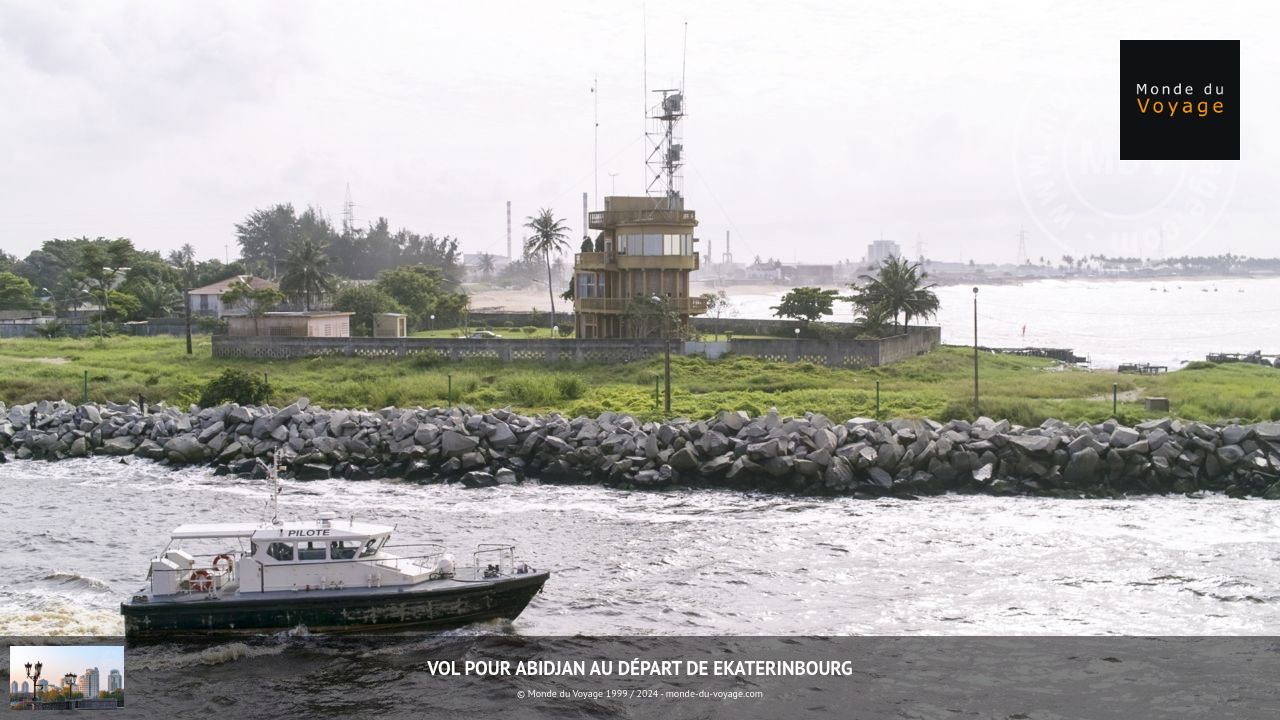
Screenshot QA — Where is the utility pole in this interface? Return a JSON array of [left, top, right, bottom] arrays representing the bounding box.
[[506, 201, 512, 260], [972, 287, 980, 418]]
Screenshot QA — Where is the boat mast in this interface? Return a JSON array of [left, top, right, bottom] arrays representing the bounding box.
[[269, 449, 283, 526]]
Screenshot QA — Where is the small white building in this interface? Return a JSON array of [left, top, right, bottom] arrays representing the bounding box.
[[227, 311, 353, 338], [188, 275, 278, 317]]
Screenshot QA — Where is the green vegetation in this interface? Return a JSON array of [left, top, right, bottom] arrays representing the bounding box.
[[2, 337, 1278, 425], [771, 286, 839, 325], [200, 368, 273, 407]]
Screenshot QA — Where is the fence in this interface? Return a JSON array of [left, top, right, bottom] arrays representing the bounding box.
[[213, 326, 941, 367], [213, 336, 674, 363], [728, 329, 938, 369]]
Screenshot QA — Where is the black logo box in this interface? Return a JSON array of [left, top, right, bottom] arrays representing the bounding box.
[[1120, 39, 1239, 160]]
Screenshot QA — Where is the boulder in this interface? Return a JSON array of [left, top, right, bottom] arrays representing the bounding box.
[[441, 430, 479, 457]]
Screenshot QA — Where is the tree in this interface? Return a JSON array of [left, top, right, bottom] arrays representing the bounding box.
[[523, 208, 571, 332], [700, 290, 733, 340], [167, 243, 196, 268], [104, 290, 142, 322], [845, 256, 939, 332], [221, 279, 284, 335], [235, 204, 297, 277], [332, 283, 403, 336], [771, 286, 838, 325], [374, 265, 467, 329], [279, 236, 335, 310], [131, 279, 183, 318], [0, 249, 15, 273], [78, 237, 135, 336], [0, 271, 38, 310], [477, 252, 496, 278]]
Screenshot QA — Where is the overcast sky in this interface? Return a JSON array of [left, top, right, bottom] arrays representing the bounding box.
[[2, 1, 1276, 266]]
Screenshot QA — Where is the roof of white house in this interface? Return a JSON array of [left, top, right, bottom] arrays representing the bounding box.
[[189, 275, 278, 295]]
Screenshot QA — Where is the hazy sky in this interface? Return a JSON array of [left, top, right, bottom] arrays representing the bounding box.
[[2, 1, 1276, 265], [8, 645, 123, 689]]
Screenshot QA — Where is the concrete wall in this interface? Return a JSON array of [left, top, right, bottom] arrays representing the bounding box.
[[212, 326, 941, 368]]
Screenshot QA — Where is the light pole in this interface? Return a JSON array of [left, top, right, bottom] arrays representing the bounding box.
[[25, 660, 42, 710], [429, 314, 435, 332], [652, 295, 671, 415], [64, 673, 77, 708], [794, 326, 801, 361], [972, 286, 980, 419]]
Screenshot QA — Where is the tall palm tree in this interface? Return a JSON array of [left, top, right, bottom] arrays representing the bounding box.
[[478, 252, 496, 278], [523, 208, 571, 331], [847, 256, 939, 331], [279, 236, 335, 310]]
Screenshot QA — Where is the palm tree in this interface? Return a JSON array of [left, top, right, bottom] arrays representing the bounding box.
[[279, 236, 335, 310], [167, 244, 196, 268], [847, 256, 939, 332], [478, 252, 496, 278], [132, 280, 182, 318], [523, 208, 571, 331]]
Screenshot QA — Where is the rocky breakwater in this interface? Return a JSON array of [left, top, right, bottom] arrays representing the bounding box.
[[3, 399, 1280, 499]]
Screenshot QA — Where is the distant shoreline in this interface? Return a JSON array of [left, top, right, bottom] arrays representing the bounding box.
[[467, 273, 1280, 312]]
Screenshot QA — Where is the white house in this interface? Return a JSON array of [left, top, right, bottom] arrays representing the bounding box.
[[188, 275, 277, 317]]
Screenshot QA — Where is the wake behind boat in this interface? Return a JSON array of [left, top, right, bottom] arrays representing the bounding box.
[[121, 460, 548, 639]]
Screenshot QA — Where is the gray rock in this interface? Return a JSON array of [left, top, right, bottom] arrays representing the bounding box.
[[441, 430, 479, 457]]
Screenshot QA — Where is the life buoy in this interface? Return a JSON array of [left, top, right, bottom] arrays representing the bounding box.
[[213, 554, 234, 572], [189, 569, 213, 593]]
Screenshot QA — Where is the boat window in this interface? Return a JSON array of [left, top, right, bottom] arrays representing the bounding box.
[[298, 541, 326, 562], [359, 536, 383, 558], [266, 542, 294, 562], [330, 540, 361, 560]]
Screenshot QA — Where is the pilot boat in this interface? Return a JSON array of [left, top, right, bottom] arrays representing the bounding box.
[[121, 462, 548, 639]]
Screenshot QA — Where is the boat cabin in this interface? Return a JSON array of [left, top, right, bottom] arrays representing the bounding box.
[[148, 511, 446, 597]]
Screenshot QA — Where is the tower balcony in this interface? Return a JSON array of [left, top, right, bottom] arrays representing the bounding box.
[[575, 295, 709, 315], [574, 253, 700, 271]]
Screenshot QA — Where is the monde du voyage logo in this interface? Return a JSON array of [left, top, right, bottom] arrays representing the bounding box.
[[1120, 40, 1239, 160]]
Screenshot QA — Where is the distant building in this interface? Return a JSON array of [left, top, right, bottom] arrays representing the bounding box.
[[744, 259, 783, 282], [108, 669, 122, 693], [79, 667, 99, 698], [226, 311, 353, 338], [865, 239, 901, 267], [188, 275, 278, 317], [571, 195, 707, 338], [781, 264, 835, 285], [10, 680, 17, 693], [373, 312, 407, 338]]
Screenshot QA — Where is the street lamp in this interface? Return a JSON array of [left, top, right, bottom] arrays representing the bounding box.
[[25, 661, 42, 710], [794, 326, 801, 361], [651, 295, 671, 415], [429, 314, 435, 332], [972, 287, 979, 419], [64, 673, 77, 708]]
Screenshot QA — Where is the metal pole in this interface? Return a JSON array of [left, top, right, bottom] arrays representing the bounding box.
[[972, 287, 979, 419], [1113, 382, 1118, 416], [184, 290, 193, 355], [875, 380, 880, 419], [663, 316, 672, 415], [654, 375, 660, 408], [82, 370, 88, 403], [447, 374, 453, 406]]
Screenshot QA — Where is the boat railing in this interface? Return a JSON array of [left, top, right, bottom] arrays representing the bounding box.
[[259, 550, 453, 591], [473, 544, 518, 577]]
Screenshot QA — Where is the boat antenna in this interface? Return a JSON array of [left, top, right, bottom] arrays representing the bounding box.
[[269, 449, 283, 526]]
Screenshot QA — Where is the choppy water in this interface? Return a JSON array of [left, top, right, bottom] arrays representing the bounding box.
[[728, 276, 1280, 368], [3, 458, 1280, 637]]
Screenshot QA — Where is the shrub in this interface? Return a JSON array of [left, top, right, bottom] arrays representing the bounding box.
[[522, 326, 538, 335], [85, 320, 119, 337], [1183, 360, 1216, 370], [555, 375, 587, 400], [195, 316, 228, 334], [200, 368, 272, 407], [31, 320, 66, 339]]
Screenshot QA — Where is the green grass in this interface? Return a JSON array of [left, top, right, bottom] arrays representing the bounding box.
[[0, 336, 1277, 425]]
